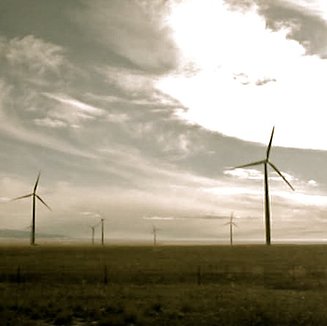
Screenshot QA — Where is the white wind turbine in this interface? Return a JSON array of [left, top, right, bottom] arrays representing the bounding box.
[[89, 224, 97, 245], [11, 172, 51, 245], [233, 127, 294, 245], [152, 225, 158, 247], [224, 212, 237, 246]]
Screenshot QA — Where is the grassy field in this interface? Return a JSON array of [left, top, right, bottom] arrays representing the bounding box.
[[1, 244, 327, 325]]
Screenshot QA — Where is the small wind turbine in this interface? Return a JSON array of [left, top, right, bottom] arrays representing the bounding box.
[[152, 225, 157, 247], [89, 224, 97, 245], [11, 172, 51, 245], [233, 127, 294, 245], [224, 212, 237, 246], [99, 216, 105, 246]]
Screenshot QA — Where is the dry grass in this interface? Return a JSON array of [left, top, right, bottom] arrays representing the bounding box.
[[1, 244, 327, 325]]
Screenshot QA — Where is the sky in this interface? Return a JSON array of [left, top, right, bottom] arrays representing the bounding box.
[[1, 0, 327, 244]]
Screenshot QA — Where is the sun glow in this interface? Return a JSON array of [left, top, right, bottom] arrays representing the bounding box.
[[157, 0, 327, 150]]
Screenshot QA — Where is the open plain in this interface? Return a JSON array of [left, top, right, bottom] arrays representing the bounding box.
[[1, 244, 327, 325]]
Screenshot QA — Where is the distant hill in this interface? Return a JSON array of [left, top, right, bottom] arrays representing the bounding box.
[[0, 229, 67, 239]]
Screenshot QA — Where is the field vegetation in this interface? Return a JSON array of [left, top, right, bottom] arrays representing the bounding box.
[[1, 244, 327, 325]]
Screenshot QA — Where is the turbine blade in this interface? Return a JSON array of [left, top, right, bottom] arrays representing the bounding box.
[[268, 162, 295, 191], [36, 195, 52, 210], [233, 160, 266, 169], [11, 193, 33, 201], [33, 172, 41, 193], [266, 126, 275, 159]]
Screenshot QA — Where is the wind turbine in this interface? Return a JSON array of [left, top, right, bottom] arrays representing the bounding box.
[[233, 127, 294, 245], [89, 224, 97, 245], [97, 216, 105, 246], [11, 172, 51, 245], [224, 212, 237, 246], [152, 225, 157, 247], [101, 218, 105, 245]]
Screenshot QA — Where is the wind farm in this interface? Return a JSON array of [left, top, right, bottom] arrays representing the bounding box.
[[1, 127, 325, 326], [3, 0, 327, 324]]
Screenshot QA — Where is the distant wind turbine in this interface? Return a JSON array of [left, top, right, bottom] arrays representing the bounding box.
[[152, 225, 157, 247], [11, 172, 51, 245], [224, 212, 237, 246], [89, 224, 97, 245], [100, 217, 105, 246], [233, 127, 294, 245]]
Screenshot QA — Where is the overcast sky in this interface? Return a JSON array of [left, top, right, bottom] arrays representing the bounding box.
[[1, 0, 327, 244]]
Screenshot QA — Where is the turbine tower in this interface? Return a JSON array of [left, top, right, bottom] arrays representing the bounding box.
[[12, 172, 51, 245], [224, 212, 237, 246], [233, 127, 294, 245], [100, 217, 105, 246]]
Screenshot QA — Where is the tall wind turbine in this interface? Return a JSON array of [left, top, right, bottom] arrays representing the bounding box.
[[12, 172, 51, 245], [233, 127, 294, 245], [224, 212, 237, 246]]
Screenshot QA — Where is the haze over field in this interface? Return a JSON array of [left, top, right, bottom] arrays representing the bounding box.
[[1, 0, 327, 243]]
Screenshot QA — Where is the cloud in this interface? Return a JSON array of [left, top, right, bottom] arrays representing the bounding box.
[[34, 117, 67, 128], [157, 0, 327, 151], [0, 79, 96, 159], [106, 113, 129, 123], [283, 0, 327, 22], [255, 77, 277, 86], [255, 0, 327, 58], [143, 216, 176, 221], [43, 93, 104, 116], [0, 34, 98, 157], [100, 66, 156, 95], [224, 168, 263, 180], [72, 0, 178, 72], [308, 179, 318, 187], [0, 35, 67, 84], [41, 92, 106, 127]]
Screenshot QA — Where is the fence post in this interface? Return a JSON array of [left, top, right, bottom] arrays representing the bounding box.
[[104, 265, 108, 285]]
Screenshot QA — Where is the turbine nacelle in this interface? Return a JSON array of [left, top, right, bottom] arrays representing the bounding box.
[[224, 212, 237, 227], [11, 172, 51, 210], [233, 127, 294, 192]]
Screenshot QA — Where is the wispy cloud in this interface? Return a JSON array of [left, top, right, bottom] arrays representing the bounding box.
[[283, 0, 327, 22], [99, 66, 157, 96], [106, 113, 129, 123], [0, 35, 66, 83], [0, 80, 96, 158], [42, 92, 105, 116], [224, 168, 263, 180], [34, 117, 67, 128], [143, 216, 176, 221]]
